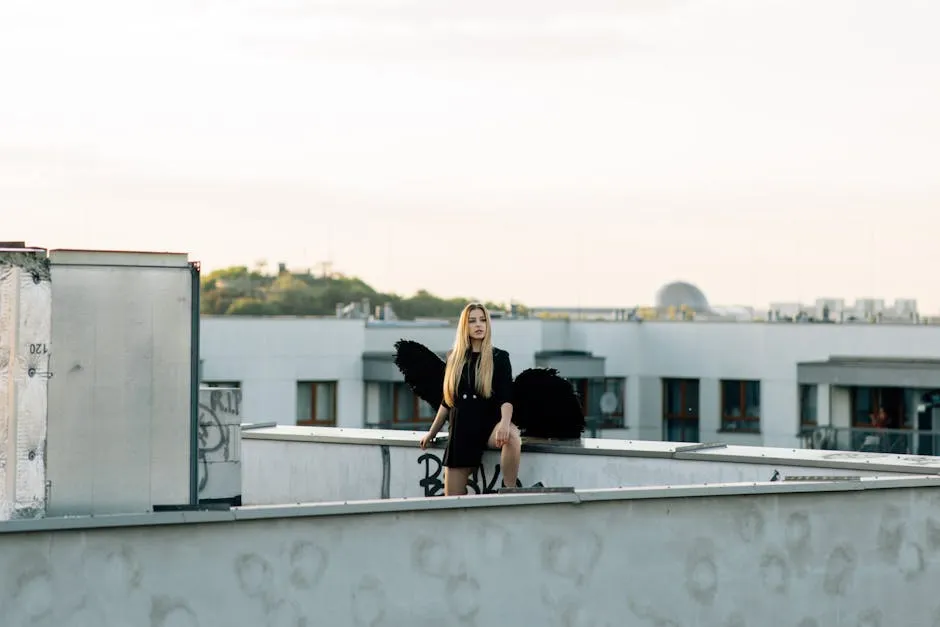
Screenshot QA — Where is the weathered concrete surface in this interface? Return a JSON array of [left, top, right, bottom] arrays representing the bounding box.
[[197, 387, 242, 505], [0, 250, 51, 520], [1, 481, 940, 626], [241, 427, 930, 506]]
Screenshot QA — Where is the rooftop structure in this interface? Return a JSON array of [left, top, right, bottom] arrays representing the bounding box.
[[2, 246, 940, 625]]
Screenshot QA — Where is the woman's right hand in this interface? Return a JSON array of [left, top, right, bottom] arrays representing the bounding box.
[[419, 432, 435, 449]]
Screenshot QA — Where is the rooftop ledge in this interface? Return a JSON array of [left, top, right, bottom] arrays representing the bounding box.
[[7, 426, 940, 535], [1, 474, 937, 535], [243, 425, 940, 475]]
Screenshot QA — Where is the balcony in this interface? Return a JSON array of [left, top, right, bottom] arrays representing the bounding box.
[[799, 425, 940, 456]]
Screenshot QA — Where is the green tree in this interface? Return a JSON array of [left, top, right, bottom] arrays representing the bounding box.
[[200, 264, 514, 319]]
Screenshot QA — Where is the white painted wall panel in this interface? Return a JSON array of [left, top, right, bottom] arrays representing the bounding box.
[[832, 386, 852, 428], [0, 251, 51, 520], [363, 324, 452, 353], [46, 251, 194, 516], [201, 317, 365, 425], [574, 321, 640, 374]]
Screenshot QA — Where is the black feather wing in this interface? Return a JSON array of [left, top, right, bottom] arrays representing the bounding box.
[[511, 368, 585, 439], [392, 339, 446, 410]]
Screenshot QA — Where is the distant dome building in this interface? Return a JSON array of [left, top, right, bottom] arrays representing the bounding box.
[[655, 281, 710, 313]]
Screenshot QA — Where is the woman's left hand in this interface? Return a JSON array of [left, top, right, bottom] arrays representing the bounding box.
[[495, 421, 512, 447]]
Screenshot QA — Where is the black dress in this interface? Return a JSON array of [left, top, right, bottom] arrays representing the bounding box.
[[442, 347, 514, 469]]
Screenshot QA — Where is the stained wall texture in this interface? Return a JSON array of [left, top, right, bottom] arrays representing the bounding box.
[[197, 387, 242, 504], [0, 250, 51, 520], [1, 485, 939, 626]]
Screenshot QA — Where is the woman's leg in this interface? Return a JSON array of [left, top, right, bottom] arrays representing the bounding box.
[[444, 467, 472, 496], [488, 423, 522, 488]]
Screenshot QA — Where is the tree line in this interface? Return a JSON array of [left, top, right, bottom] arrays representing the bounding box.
[[200, 264, 512, 320]]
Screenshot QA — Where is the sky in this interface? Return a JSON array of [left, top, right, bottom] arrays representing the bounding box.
[[2, 0, 939, 311]]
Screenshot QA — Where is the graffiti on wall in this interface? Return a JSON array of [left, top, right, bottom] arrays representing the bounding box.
[[198, 388, 241, 502], [417, 451, 542, 497]]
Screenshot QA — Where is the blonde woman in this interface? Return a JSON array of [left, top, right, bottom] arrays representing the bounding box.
[[419, 302, 521, 496]]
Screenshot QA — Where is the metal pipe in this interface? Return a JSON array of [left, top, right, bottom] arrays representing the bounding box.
[[188, 261, 201, 506]]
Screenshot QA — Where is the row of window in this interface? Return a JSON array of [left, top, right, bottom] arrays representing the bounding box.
[[662, 379, 762, 440], [205, 378, 767, 434], [204, 378, 933, 442], [379, 377, 626, 429], [204, 378, 627, 428]]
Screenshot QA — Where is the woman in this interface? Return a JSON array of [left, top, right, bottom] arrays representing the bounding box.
[[419, 302, 521, 496]]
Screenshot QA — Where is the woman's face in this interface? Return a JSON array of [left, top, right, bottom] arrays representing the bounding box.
[[467, 307, 487, 341]]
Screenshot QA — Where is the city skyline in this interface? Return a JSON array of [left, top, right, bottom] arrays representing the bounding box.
[[3, 0, 939, 310], [204, 260, 923, 315]]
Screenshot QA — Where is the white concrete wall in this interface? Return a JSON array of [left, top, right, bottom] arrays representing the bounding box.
[[0, 252, 51, 520], [490, 319, 542, 371], [4, 480, 940, 626], [539, 319, 569, 351], [363, 323, 453, 354], [364, 383, 381, 425], [201, 316, 940, 446], [240, 432, 924, 506], [831, 386, 852, 428], [201, 317, 365, 427], [818, 384, 832, 426], [638, 322, 940, 446], [197, 387, 242, 504]]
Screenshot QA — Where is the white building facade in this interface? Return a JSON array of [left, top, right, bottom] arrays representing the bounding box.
[[200, 316, 940, 452]]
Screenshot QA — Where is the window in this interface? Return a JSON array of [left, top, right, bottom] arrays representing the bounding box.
[[850, 386, 906, 428], [568, 377, 625, 428], [296, 381, 337, 426], [849, 386, 911, 453], [663, 378, 700, 442], [800, 384, 817, 427], [721, 380, 760, 433], [373, 382, 435, 428], [203, 381, 241, 389], [393, 382, 436, 426]]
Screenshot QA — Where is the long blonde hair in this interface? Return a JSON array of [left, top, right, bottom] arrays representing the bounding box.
[[443, 303, 494, 406]]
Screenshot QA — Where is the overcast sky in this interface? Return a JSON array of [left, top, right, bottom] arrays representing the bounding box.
[[2, 0, 939, 310]]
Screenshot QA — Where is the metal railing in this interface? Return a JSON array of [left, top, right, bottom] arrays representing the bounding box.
[[799, 426, 940, 456]]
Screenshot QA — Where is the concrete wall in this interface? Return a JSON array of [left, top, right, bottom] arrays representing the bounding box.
[[363, 323, 453, 354], [201, 316, 365, 427], [636, 321, 940, 446], [364, 319, 544, 371], [239, 427, 935, 506], [197, 387, 242, 505], [201, 316, 940, 446], [2, 478, 940, 626], [0, 249, 51, 520]]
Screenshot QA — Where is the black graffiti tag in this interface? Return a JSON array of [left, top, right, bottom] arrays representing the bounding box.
[[197, 389, 241, 495], [417, 452, 527, 497], [418, 453, 444, 497]]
